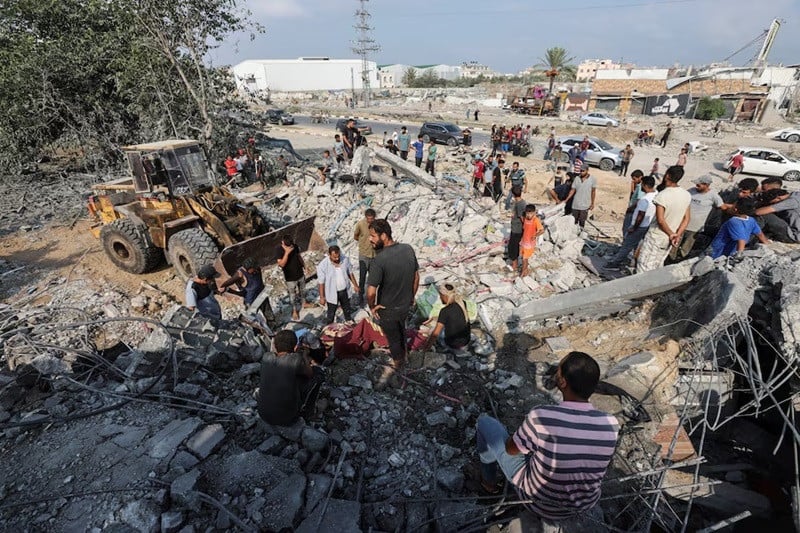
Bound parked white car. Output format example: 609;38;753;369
767;128;800;143
579;112;619;127
557;135;622;171
724;147;800;181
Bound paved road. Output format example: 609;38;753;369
292;115;492;147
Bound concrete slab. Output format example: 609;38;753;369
514;259;700;323
145;418;202;460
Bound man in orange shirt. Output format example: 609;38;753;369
519;204;544;278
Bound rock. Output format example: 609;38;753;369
347;375;373;390
145;418;202;460
423;352;447;369
304;474;333;518
544;336;571;352
258;435;284;454
439;444;457;462
170;469;200;507
186;424;225;459
202;450;301;497
119;500;161;533
260;473;307;531
170;451;199;471
605;352;655;377
301;427;330;453
274;418;306;442
388;452;405;468
160;512;183;533
425;411;449;427
296;499;361;533
436;467;465;492
130;295;148;310
506;374;524;388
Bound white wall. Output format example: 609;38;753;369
232;59;378;92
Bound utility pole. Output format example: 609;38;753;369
351;0;380;108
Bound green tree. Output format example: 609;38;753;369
536;47;576;94
0;0;261;169
695;97;727;120
402;67;417;87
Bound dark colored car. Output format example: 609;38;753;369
335;118;373;136
419;122;463;146
265;109;295;125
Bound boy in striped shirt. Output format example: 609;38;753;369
475;351;619;525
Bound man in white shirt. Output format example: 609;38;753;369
637;166;692;272
670;175;726;260
317;245;359;324
606;176;657;270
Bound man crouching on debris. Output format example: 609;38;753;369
257;330;325;426
475;351;619;527
185;265;222;321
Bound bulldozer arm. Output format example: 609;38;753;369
213;216;316;279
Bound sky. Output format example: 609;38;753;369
211;0;800;72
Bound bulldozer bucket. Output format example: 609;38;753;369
213;216;316;279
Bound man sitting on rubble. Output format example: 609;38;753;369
710;197;769;259
257;330;325;427
755;188;800;243
421;283;471;353
185;265;222;321
474;351;619;527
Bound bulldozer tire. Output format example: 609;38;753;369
100;218;162;274
167;228;219;280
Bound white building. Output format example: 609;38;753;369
461;61;495;79
231;58;378;93
576;59;631;82
377;64;463;88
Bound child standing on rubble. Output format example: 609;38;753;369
519;204;544;278
412;135;425;168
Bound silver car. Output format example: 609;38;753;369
557;136;622;171
579;112;619;127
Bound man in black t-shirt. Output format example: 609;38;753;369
423;283;470;352
367;219;419;383
257;330;324;426
276;235;306;321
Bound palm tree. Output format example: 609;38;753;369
536;47;576;94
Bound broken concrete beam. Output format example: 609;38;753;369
514;258;701;323
371;147;438;190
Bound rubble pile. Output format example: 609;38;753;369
0;171;107;236
0;289;573;531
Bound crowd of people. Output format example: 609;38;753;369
178;114;800;528
181;200;619;529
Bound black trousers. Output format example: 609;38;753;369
326;290;354;323
379;308;408;361
425;159;435;176
400;151;408;160
358;258;371;301
619;161;630;176
757;214;796;243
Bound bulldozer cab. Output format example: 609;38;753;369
123;140;216;196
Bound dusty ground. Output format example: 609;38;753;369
1;105;797;531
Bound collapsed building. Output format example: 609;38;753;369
0;143;799;532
